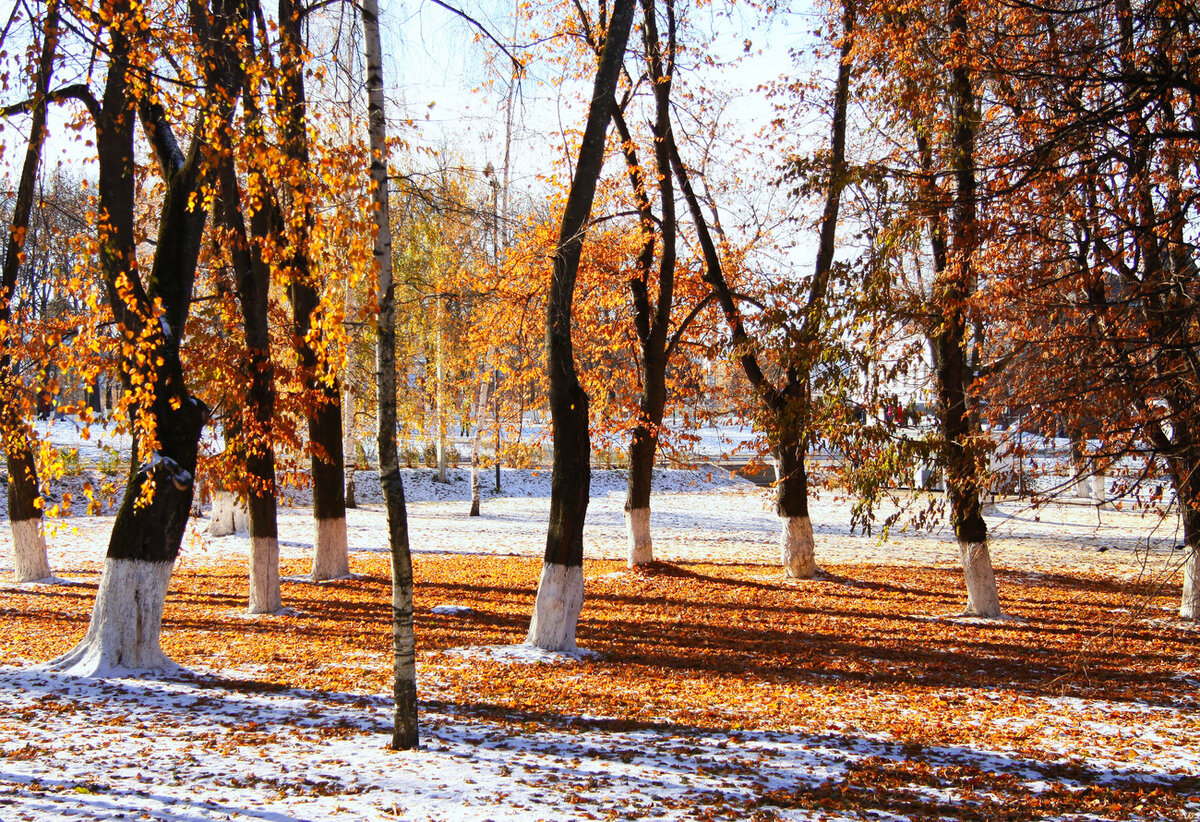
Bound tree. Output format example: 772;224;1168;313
527;0;638;651
363;0;418;747
277;0;352;583
974;0;1200;619
49;0;244;674
669;0;857;580
1;0;59;583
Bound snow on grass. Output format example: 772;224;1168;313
2;664;1196;821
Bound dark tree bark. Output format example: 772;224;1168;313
669;3;854;579
50;0;242;674
277;0;350;582
611;0;677;567
1;0;59;583
215;41;283;612
526;0;638;651
922;0;1000;617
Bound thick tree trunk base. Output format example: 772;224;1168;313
311;517;350;580
526;562;584;652
11;519;51;582
45;558;176;677
625;507;652;567
249;536;282;614
470;465;481;517
209;492;249;536
781;515;818;579
959;540;1002;617
1181;548;1199;620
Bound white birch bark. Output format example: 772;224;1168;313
781;515;818;579
208;491;248;536
435;298;447;484
959;540;1002;617
526;562;584;652
624;507;652;567
469;359;492;517
249;535;282;613
11;519;51;582
46;558;176;676
1181;547;1199;620
311;516;350;580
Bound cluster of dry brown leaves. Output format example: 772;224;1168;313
3;552;1198;820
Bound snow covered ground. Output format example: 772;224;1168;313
1;420;1198;820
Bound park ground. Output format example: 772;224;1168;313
1;463;1199;821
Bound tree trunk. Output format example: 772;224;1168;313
777;438;817;579
469;352;493;517
49;0;237;675
275;0;350;582
7;461;50;582
935;0;1001;618
435;298;447;484
216;130;282;615
2;0;59;584
616;0;675;568
528;0;637;651
363;0;417;748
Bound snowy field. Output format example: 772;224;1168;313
1;420;1198;820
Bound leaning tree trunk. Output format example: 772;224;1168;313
527;0;637;651
1;0;59;583
363;0;417;749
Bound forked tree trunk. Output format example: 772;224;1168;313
208;490;249;536
208;423;248;537
528;0;637;651
615;0;675;569
2;0;59;584
363;0;417;749
49;0;237;675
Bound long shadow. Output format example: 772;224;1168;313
1;665;1193;822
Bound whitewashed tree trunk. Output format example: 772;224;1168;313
959;540;1002;617
46;559;176;676
624;507;652;567
469;358;492;517
1090;472;1105;503
311;516;349;580
249;536;282;614
435;298;447;484
208;491;248;536
526;563;584;652
781;515;817;579
11;519;51;582
1181;547;1199;620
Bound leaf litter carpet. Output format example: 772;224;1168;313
1;477;1198;821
